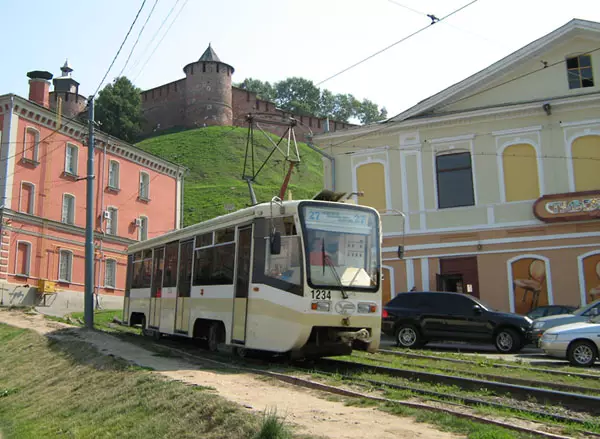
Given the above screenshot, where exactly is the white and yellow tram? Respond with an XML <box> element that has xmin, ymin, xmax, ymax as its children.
<box><xmin>123</xmin><ymin>198</ymin><xmax>382</xmax><ymax>358</ymax></box>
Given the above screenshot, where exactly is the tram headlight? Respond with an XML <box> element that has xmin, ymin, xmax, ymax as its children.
<box><xmin>311</xmin><ymin>301</ymin><xmax>331</xmax><ymax>312</ymax></box>
<box><xmin>358</xmin><ymin>302</ymin><xmax>377</xmax><ymax>314</ymax></box>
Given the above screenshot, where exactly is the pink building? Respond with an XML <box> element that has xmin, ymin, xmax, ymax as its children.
<box><xmin>0</xmin><ymin>66</ymin><xmax>185</xmax><ymax>307</ymax></box>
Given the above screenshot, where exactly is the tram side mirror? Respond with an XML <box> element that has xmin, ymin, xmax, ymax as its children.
<box><xmin>270</xmin><ymin>231</ymin><xmax>281</xmax><ymax>255</ymax></box>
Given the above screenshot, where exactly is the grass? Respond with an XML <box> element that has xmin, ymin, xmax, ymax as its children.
<box><xmin>0</xmin><ymin>323</ymin><xmax>297</xmax><ymax>439</ymax></box>
<box><xmin>135</xmin><ymin>126</ymin><xmax>325</xmax><ymax>225</ymax></box>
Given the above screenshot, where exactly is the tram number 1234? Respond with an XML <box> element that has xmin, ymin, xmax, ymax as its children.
<box><xmin>311</xmin><ymin>289</ymin><xmax>332</xmax><ymax>300</ymax></box>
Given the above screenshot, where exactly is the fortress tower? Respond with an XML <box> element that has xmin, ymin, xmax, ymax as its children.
<box><xmin>183</xmin><ymin>44</ymin><xmax>234</xmax><ymax>127</ymax></box>
<box><xmin>49</xmin><ymin>60</ymin><xmax>87</xmax><ymax>118</ymax></box>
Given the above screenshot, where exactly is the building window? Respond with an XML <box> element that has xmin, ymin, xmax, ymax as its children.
<box><xmin>106</xmin><ymin>207</ymin><xmax>118</xmax><ymax>235</ymax></box>
<box><xmin>108</xmin><ymin>160</ymin><xmax>120</xmax><ymax>189</ymax></box>
<box><xmin>20</xmin><ymin>182</ymin><xmax>35</xmax><ymax>214</ymax></box>
<box><xmin>24</xmin><ymin>127</ymin><xmax>40</xmax><ymax>162</ymax></box>
<box><xmin>58</xmin><ymin>250</ymin><xmax>73</xmax><ymax>283</ymax></box>
<box><xmin>139</xmin><ymin>216</ymin><xmax>148</xmax><ymax>241</ymax></box>
<box><xmin>502</xmin><ymin>144</ymin><xmax>540</xmax><ymax>202</ymax></box>
<box><xmin>356</xmin><ymin>162</ymin><xmax>387</xmax><ymax>211</ymax></box>
<box><xmin>567</xmin><ymin>54</ymin><xmax>594</xmax><ymax>89</ymax></box>
<box><xmin>436</xmin><ymin>152</ymin><xmax>475</xmax><ymax>209</ymax></box>
<box><xmin>105</xmin><ymin>259</ymin><xmax>116</xmax><ymax>288</ymax></box>
<box><xmin>16</xmin><ymin>241</ymin><xmax>31</xmax><ymax>276</ymax></box>
<box><xmin>65</xmin><ymin>143</ymin><xmax>78</xmax><ymax>175</ymax></box>
<box><xmin>139</xmin><ymin>172</ymin><xmax>150</xmax><ymax>200</ymax></box>
<box><xmin>572</xmin><ymin>135</ymin><xmax>600</xmax><ymax>191</ymax></box>
<box><xmin>62</xmin><ymin>194</ymin><xmax>75</xmax><ymax>224</ymax></box>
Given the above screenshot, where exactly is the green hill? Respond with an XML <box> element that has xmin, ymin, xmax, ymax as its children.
<box><xmin>135</xmin><ymin>126</ymin><xmax>325</xmax><ymax>226</ymax></box>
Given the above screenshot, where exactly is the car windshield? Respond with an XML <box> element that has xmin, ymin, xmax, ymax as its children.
<box><xmin>574</xmin><ymin>300</ymin><xmax>600</xmax><ymax>316</ymax></box>
<box><xmin>300</xmin><ymin>203</ymin><xmax>380</xmax><ymax>292</ymax></box>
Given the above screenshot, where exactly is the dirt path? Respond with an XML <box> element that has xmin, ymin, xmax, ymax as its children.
<box><xmin>0</xmin><ymin>310</ymin><xmax>461</xmax><ymax>439</ymax></box>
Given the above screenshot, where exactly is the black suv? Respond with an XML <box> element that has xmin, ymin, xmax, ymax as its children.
<box><xmin>382</xmin><ymin>292</ymin><xmax>533</xmax><ymax>353</ymax></box>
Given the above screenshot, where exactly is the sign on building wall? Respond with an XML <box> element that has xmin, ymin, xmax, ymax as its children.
<box><xmin>533</xmin><ymin>191</ymin><xmax>600</xmax><ymax>223</ymax></box>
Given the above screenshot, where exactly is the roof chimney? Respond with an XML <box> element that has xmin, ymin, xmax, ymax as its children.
<box><xmin>26</xmin><ymin>70</ymin><xmax>53</xmax><ymax>108</ymax></box>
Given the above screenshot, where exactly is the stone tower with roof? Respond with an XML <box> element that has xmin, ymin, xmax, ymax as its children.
<box><xmin>49</xmin><ymin>60</ymin><xmax>87</xmax><ymax>118</ymax></box>
<box><xmin>183</xmin><ymin>44</ymin><xmax>234</xmax><ymax>127</ymax></box>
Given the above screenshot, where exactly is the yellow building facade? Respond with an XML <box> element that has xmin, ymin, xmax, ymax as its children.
<box><xmin>314</xmin><ymin>19</ymin><xmax>600</xmax><ymax>313</ymax></box>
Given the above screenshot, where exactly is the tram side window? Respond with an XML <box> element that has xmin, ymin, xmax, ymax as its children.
<box><xmin>125</xmin><ymin>254</ymin><xmax>134</xmax><ymax>297</ymax></box>
<box><xmin>193</xmin><ymin>247</ymin><xmax>213</xmax><ymax>285</ymax></box>
<box><xmin>163</xmin><ymin>242</ymin><xmax>179</xmax><ymax>288</ymax></box>
<box><xmin>132</xmin><ymin>250</ymin><xmax>152</xmax><ymax>289</ymax></box>
<box><xmin>192</xmin><ymin>227</ymin><xmax>235</xmax><ymax>286</ymax></box>
<box><xmin>265</xmin><ymin>216</ymin><xmax>301</xmax><ymax>285</ymax></box>
<box><xmin>213</xmin><ymin>243</ymin><xmax>235</xmax><ymax>284</ymax></box>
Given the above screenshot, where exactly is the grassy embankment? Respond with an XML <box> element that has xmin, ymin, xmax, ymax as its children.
<box><xmin>50</xmin><ymin>310</ymin><xmax>575</xmax><ymax>439</ymax></box>
<box><xmin>135</xmin><ymin>126</ymin><xmax>325</xmax><ymax>226</ymax></box>
<box><xmin>0</xmin><ymin>322</ymin><xmax>295</xmax><ymax>439</ymax></box>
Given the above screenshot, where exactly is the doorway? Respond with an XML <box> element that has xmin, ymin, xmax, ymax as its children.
<box><xmin>438</xmin><ymin>256</ymin><xmax>480</xmax><ymax>298</ymax></box>
<box><xmin>231</xmin><ymin>225</ymin><xmax>253</xmax><ymax>344</ymax></box>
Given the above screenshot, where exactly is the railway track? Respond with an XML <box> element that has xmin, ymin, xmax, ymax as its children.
<box><xmin>312</xmin><ymin>358</ymin><xmax>600</xmax><ymax>415</ymax></box>
<box><xmin>142</xmin><ymin>338</ymin><xmax>599</xmax><ymax>439</ymax></box>
<box><xmin>357</xmin><ymin>355</ymin><xmax>598</xmax><ymax>394</ymax></box>
<box><xmin>378</xmin><ymin>349</ymin><xmax>600</xmax><ymax>379</ymax></box>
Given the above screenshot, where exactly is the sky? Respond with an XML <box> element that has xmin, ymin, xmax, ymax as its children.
<box><xmin>2</xmin><ymin>0</ymin><xmax>600</xmax><ymax>118</ymax></box>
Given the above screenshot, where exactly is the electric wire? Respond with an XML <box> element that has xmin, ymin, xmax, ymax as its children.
<box><xmin>132</xmin><ymin>0</ymin><xmax>189</xmax><ymax>82</ymax></box>
<box><xmin>315</xmin><ymin>0</ymin><xmax>480</xmax><ymax>87</ymax></box>
<box><xmin>117</xmin><ymin>0</ymin><xmax>161</xmax><ymax>79</ymax></box>
<box><xmin>125</xmin><ymin>0</ymin><xmax>181</xmax><ymax>78</ymax></box>
<box><xmin>93</xmin><ymin>0</ymin><xmax>148</xmax><ymax>97</ymax></box>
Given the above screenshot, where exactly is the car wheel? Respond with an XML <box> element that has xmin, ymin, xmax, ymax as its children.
<box><xmin>567</xmin><ymin>340</ymin><xmax>598</xmax><ymax>367</ymax></box>
<box><xmin>395</xmin><ymin>324</ymin><xmax>422</xmax><ymax>349</ymax></box>
<box><xmin>494</xmin><ymin>328</ymin><xmax>520</xmax><ymax>353</ymax></box>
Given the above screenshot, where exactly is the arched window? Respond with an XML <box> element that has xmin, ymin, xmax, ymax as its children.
<box><xmin>502</xmin><ymin>143</ymin><xmax>540</xmax><ymax>202</ymax></box>
<box><xmin>356</xmin><ymin>162</ymin><xmax>387</xmax><ymax>211</ymax></box>
<box><xmin>572</xmin><ymin>135</ymin><xmax>600</xmax><ymax>191</ymax></box>
<box><xmin>105</xmin><ymin>259</ymin><xmax>117</xmax><ymax>289</ymax></box>
<box><xmin>58</xmin><ymin>250</ymin><xmax>73</xmax><ymax>283</ymax></box>
<box><xmin>24</xmin><ymin>127</ymin><xmax>40</xmax><ymax>162</ymax></box>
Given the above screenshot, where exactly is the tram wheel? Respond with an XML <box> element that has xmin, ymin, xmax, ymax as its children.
<box><xmin>234</xmin><ymin>346</ymin><xmax>250</xmax><ymax>358</ymax></box>
<box><xmin>206</xmin><ymin>322</ymin><xmax>219</xmax><ymax>352</ymax></box>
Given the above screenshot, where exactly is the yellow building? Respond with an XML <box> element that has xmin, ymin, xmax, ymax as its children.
<box><xmin>314</xmin><ymin>18</ymin><xmax>600</xmax><ymax>314</ymax></box>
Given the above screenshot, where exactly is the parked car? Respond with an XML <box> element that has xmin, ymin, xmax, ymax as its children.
<box><xmin>382</xmin><ymin>291</ymin><xmax>533</xmax><ymax>353</ymax></box>
<box><xmin>540</xmin><ymin>310</ymin><xmax>600</xmax><ymax>367</ymax></box>
<box><xmin>527</xmin><ymin>305</ymin><xmax>577</xmax><ymax>320</ymax></box>
<box><xmin>531</xmin><ymin>299</ymin><xmax>600</xmax><ymax>343</ymax></box>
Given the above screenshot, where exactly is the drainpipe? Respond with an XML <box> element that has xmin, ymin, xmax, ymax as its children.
<box><xmin>1</xmin><ymin>96</ymin><xmax>15</xmax><ymax>207</ymax></box>
<box><xmin>306</xmin><ymin>135</ymin><xmax>335</xmax><ymax>191</ymax></box>
<box><xmin>94</xmin><ymin>139</ymin><xmax>108</xmax><ymax>309</ymax></box>
<box><xmin>179</xmin><ymin>166</ymin><xmax>185</xmax><ymax>229</ymax></box>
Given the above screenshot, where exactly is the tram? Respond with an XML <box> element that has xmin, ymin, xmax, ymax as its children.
<box><xmin>123</xmin><ymin>197</ymin><xmax>382</xmax><ymax>358</ymax></box>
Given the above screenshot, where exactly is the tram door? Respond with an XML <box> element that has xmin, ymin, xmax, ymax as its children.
<box><xmin>149</xmin><ymin>247</ymin><xmax>164</xmax><ymax>328</ymax></box>
<box><xmin>174</xmin><ymin>240</ymin><xmax>194</xmax><ymax>333</ymax></box>
<box><xmin>231</xmin><ymin>225</ymin><xmax>252</xmax><ymax>344</ymax></box>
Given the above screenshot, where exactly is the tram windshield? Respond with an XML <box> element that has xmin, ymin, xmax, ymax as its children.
<box><xmin>300</xmin><ymin>203</ymin><xmax>380</xmax><ymax>292</ymax></box>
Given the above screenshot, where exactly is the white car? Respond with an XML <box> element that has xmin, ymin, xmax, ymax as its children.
<box><xmin>531</xmin><ymin>299</ymin><xmax>600</xmax><ymax>343</ymax></box>
<box><xmin>540</xmin><ymin>313</ymin><xmax>600</xmax><ymax>367</ymax></box>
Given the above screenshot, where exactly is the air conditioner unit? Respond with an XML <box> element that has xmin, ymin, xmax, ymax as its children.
<box><xmin>133</xmin><ymin>218</ymin><xmax>142</xmax><ymax>227</ymax></box>
<box><xmin>103</xmin><ymin>211</ymin><xmax>111</xmax><ymax>220</ymax></box>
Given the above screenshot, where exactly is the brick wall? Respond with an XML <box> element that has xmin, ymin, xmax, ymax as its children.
<box><xmin>141</xmin><ymin>79</ymin><xmax>186</xmax><ymax>133</ymax></box>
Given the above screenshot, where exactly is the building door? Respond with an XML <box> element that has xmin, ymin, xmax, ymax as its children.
<box><xmin>231</xmin><ymin>225</ymin><xmax>252</xmax><ymax>344</ymax></box>
<box><xmin>174</xmin><ymin>240</ymin><xmax>194</xmax><ymax>333</ymax></box>
<box><xmin>438</xmin><ymin>256</ymin><xmax>480</xmax><ymax>298</ymax></box>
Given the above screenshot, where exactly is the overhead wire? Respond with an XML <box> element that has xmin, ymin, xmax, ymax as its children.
<box><xmin>117</xmin><ymin>0</ymin><xmax>161</xmax><ymax>79</ymax></box>
<box><xmin>93</xmin><ymin>0</ymin><xmax>148</xmax><ymax>97</ymax></box>
<box><xmin>132</xmin><ymin>0</ymin><xmax>189</xmax><ymax>82</ymax></box>
<box><xmin>315</xmin><ymin>0</ymin><xmax>480</xmax><ymax>87</ymax></box>
<box><xmin>125</xmin><ymin>0</ymin><xmax>181</xmax><ymax>78</ymax></box>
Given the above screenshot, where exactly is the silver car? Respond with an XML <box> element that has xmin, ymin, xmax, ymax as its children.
<box><xmin>540</xmin><ymin>312</ymin><xmax>600</xmax><ymax>367</ymax></box>
<box><xmin>531</xmin><ymin>299</ymin><xmax>600</xmax><ymax>343</ymax></box>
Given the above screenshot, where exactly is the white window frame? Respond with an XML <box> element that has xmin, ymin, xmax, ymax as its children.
<box><xmin>139</xmin><ymin>171</ymin><xmax>150</xmax><ymax>200</ymax></box>
<box><xmin>24</xmin><ymin>127</ymin><xmax>40</xmax><ymax>162</ymax></box>
<box><xmin>138</xmin><ymin>215</ymin><xmax>148</xmax><ymax>241</ymax></box>
<box><xmin>506</xmin><ymin>254</ymin><xmax>554</xmax><ymax>313</ymax></box>
<box><xmin>108</xmin><ymin>160</ymin><xmax>120</xmax><ymax>189</ymax></box>
<box><xmin>19</xmin><ymin>181</ymin><xmax>35</xmax><ymax>215</ymax></box>
<box><xmin>106</xmin><ymin>206</ymin><xmax>118</xmax><ymax>235</ymax></box>
<box><xmin>62</xmin><ymin>193</ymin><xmax>75</xmax><ymax>225</ymax></box>
<box><xmin>15</xmin><ymin>240</ymin><xmax>31</xmax><ymax>277</ymax></box>
<box><xmin>64</xmin><ymin>143</ymin><xmax>79</xmax><ymax>175</ymax></box>
<box><xmin>58</xmin><ymin>249</ymin><xmax>73</xmax><ymax>283</ymax></box>
<box><xmin>105</xmin><ymin>259</ymin><xmax>117</xmax><ymax>288</ymax></box>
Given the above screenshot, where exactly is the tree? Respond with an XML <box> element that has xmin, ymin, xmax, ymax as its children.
<box><xmin>238</xmin><ymin>75</ymin><xmax>387</xmax><ymax>125</ymax></box>
<box><xmin>237</xmin><ymin>78</ymin><xmax>275</xmax><ymax>101</ymax></box>
<box><xmin>95</xmin><ymin>77</ymin><xmax>144</xmax><ymax>142</ymax></box>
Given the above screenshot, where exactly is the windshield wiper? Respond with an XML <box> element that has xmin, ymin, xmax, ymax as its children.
<box><xmin>323</xmin><ymin>253</ymin><xmax>349</xmax><ymax>300</ymax></box>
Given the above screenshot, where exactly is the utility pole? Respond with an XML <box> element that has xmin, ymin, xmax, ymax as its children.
<box><xmin>84</xmin><ymin>96</ymin><xmax>96</xmax><ymax>329</ymax></box>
